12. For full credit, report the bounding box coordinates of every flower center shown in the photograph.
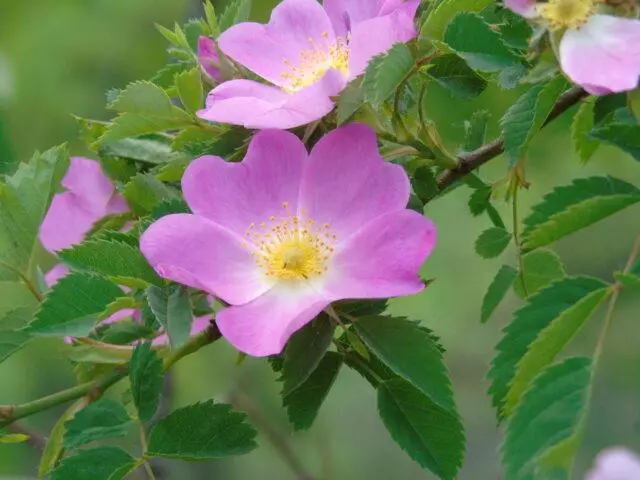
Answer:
[245,203,337,281]
[536,0,599,29]
[280,33,349,94]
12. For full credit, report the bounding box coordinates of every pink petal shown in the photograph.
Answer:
[182,129,306,238]
[325,0,386,37]
[198,36,221,81]
[586,447,640,480]
[218,0,336,87]
[45,264,70,286]
[324,210,436,298]
[62,157,118,213]
[216,283,330,356]
[197,78,336,129]
[560,14,640,94]
[299,123,410,241]
[503,0,537,18]
[140,213,272,305]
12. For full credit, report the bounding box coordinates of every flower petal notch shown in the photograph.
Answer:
[141,124,437,357]
[196,0,420,129]
[585,447,640,480]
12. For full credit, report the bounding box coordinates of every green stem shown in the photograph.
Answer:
[0,259,43,301]
[138,421,157,480]
[512,184,529,298]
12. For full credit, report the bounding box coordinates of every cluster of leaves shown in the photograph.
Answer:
[1,0,639,478]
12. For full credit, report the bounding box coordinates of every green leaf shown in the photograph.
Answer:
[504,286,608,417]
[283,351,343,431]
[468,186,492,216]
[503,357,592,479]
[354,316,455,412]
[0,145,69,281]
[176,68,204,113]
[462,110,490,153]
[571,98,599,163]
[425,54,487,99]
[203,1,220,37]
[147,285,193,349]
[0,282,37,320]
[59,238,161,286]
[615,271,640,290]
[444,13,521,72]
[123,173,176,215]
[27,273,123,337]
[412,166,438,204]
[363,43,415,108]
[282,315,335,395]
[336,78,365,125]
[590,121,640,161]
[420,0,493,40]
[219,0,252,32]
[0,433,29,444]
[475,227,512,259]
[513,248,566,298]
[64,398,131,449]
[130,342,163,422]
[488,276,606,418]
[522,176,640,250]
[96,320,155,345]
[39,400,88,477]
[481,265,518,324]
[99,137,172,165]
[147,400,257,459]
[378,378,465,479]
[50,446,138,480]
[501,76,568,165]
[0,330,31,364]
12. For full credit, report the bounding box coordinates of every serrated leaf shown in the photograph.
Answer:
[0,281,36,322]
[503,357,592,479]
[219,0,252,32]
[96,320,155,345]
[147,400,257,459]
[475,227,512,259]
[67,343,132,365]
[571,98,599,163]
[444,13,521,72]
[481,265,518,323]
[497,63,528,90]
[363,43,415,108]
[151,61,193,90]
[463,110,490,153]
[27,273,123,337]
[504,287,608,417]
[354,316,455,412]
[282,315,335,395]
[501,76,568,165]
[514,248,566,298]
[99,137,172,165]
[123,173,176,215]
[488,277,606,418]
[468,186,492,216]
[420,0,493,40]
[101,113,193,143]
[59,238,161,286]
[283,351,343,431]
[130,342,163,422]
[64,398,131,449]
[378,378,465,479]
[412,166,438,203]
[336,78,364,124]
[203,0,220,36]
[0,330,32,364]
[522,176,640,250]
[176,68,204,113]
[50,446,138,480]
[147,285,193,349]
[425,54,487,99]
[615,271,640,290]
[590,122,640,161]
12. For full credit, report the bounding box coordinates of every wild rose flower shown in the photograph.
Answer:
[198,36,222,82]
[504,0,640,94]
[196,0,420,129]
[585,447,640,480]
[141,124,437,356]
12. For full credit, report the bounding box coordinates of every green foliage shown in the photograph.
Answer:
[412,166,439,204]
[283,351,343,431]
[130,342,164,422]
[147,285,193,349]
[481,265,518,323]
[27,273,124,336]
[39,400,88,476]
[425,54,487,99]
[590,122,640,162]
[0,330,31,364]
[420,0,493,40]
[50,446,138,480]
[522,176,640,250]
[219,0,253,32]
[363,44,415,108]
[64,398,132,449]
[176,67,204,114]
[336,78,365,125]
[0,433,29,444]
[513,249,566,298]
[571,98,599,163]
[99,137,173,165]
[475,227,512,259]
[502,357,592,479]
[462,110,490,153]
[123,173,177,215]
[147,400,257,459]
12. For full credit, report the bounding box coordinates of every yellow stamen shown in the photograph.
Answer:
[536,0,600,29]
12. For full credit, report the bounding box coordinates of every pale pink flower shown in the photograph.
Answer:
[504,0,640,94]
[141,124,437,356]
[197,0,420,129]
[198,36,222,82]
[585,447,640,480]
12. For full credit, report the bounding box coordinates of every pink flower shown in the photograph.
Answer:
[198,36,222,82]
[504,0,640,95]
[197,0,420,129]
[585,447,640,480]
[140,124,437,356]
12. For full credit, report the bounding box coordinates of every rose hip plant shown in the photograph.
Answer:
[1,0,639,478]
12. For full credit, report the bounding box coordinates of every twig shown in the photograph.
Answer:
[436,87,588,192]
[4,421,47,451]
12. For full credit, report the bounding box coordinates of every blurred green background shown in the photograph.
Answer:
[1,1,639,479]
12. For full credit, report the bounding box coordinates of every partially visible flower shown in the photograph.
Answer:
[585,447,640,480]
[197,0,420,129]
[504,0,640,94]
[198,36,222,82]
[141,124,437,357]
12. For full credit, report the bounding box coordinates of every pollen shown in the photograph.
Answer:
[537,0,600,29]
[245,202,336,281]
[280,34,350,94]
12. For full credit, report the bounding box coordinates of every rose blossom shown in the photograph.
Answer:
[585,447,640,480]
[504,0,640,94]
[141,124,437,356]
[196,0,420,129]
[198,36,222,82]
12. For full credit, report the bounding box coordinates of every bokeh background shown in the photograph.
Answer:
[1,1,639,479]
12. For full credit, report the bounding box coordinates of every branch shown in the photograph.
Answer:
[436,86,588,191]
[0,323,221,429]
[4,421,47,451]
